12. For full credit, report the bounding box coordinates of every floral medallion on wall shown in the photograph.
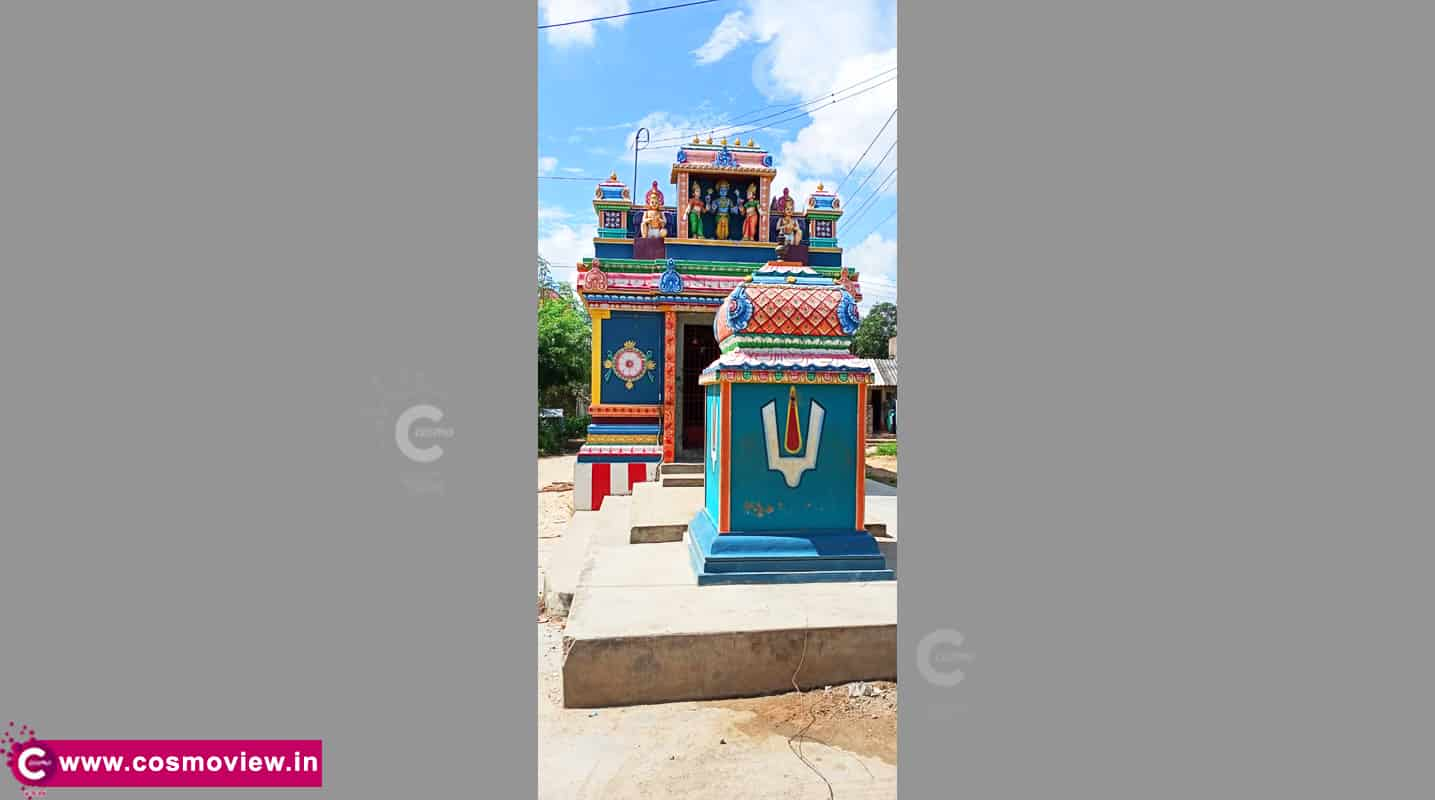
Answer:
[603,340,657,390]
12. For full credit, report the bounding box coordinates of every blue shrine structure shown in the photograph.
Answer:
[571,138,891,583]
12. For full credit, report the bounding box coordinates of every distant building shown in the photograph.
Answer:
[861,356,898,435]
[888,335,897,358]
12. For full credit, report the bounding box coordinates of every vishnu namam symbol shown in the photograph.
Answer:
[761,386,825,488]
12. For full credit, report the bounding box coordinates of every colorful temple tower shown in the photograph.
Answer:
[572,140,856,512]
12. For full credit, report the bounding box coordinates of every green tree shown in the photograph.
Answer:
[537,256,590,409]
[850,301,897,357]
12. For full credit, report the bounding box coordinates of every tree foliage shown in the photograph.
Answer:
[537,255,590,408]
[850,301,897,358]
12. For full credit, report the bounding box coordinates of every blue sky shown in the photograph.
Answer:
[538,0,897,309]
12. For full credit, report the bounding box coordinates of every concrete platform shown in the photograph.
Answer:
[562,539,897,707]
[628,480,896,543]
[543,496,633,617]
[628,482,704,543]
[661,476,703,488]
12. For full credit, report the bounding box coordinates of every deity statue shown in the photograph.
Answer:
[640,180,667,239]
[686,181,706,239]
[777,208,802,247]
[708,179,741,240]
[771,186,795,215]
[741,183,760,241]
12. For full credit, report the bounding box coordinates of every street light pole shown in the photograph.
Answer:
[633,127,649,197]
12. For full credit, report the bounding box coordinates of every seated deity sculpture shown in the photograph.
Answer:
[771,186,795,214]
[640,180,667,239]
[777,208,802,246]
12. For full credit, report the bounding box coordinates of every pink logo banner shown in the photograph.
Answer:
[7,739,322,789]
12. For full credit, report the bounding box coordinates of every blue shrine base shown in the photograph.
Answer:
[686,510,894,586]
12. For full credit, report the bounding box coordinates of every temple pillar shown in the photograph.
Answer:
[758,177,771,242]
[662,309,676,462]
[676,173,689,239]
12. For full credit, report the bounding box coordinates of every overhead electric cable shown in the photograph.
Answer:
[644,68,898,146]
[539,0,727,30]
[840,139,896,208]
[834,109,898,194]
[843,167,897,228]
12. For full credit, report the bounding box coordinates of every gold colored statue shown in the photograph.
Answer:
[640,180,667,239]
[777,208,802,247]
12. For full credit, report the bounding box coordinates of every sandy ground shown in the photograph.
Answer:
[536,454,898,799]
[865,444,897,476]
[537,454,577,601]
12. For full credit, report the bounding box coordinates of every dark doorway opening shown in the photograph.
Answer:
[681,323,720,451]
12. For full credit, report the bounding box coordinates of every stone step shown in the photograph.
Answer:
[662,476,703,488]
[542,496,634,618]
[628,483,704,544]
[660,462,703,475]
[561,541,897,707]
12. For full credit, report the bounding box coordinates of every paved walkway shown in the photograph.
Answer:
[865,478,897,497]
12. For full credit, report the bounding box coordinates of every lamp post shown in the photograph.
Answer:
[632,127,649,198]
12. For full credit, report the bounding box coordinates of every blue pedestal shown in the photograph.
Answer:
[686,510,893,585]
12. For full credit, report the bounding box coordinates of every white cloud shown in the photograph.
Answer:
[693,11,752,64]
[538,204,595,285]
[690,1,898,206]
[561,166,586,174]
[846,231,897,310]
[538,204,573,224]
[619,109,733,166]
[539,0,630,48]
[695,1,893,96]
[538,155,559,175]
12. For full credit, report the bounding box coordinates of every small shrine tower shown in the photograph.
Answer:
[688,263,892,584]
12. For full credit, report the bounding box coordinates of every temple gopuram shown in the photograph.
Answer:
[573,137,862,511]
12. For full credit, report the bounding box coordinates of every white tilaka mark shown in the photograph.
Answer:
[761,399,825,488]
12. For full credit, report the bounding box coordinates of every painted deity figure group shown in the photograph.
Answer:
[641,179,801,247]
[685,180,762,241]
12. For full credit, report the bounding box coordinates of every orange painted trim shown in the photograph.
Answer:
[662,311,677,463]
[589,403,661,418]
[856,386,867,531]
[719,381,731,533]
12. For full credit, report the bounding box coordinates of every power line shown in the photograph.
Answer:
[844,165,897,227]
[834,109,897,195]
[718,77,897,146]
[646,69,895,145]
[539,0,727,30]
[843,167,897,229]
[846,208,896,245]
[840,138,896,209]
[644,68,898,146]
[713,69,894,130]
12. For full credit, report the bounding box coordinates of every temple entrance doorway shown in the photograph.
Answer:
[680,322,720,453]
